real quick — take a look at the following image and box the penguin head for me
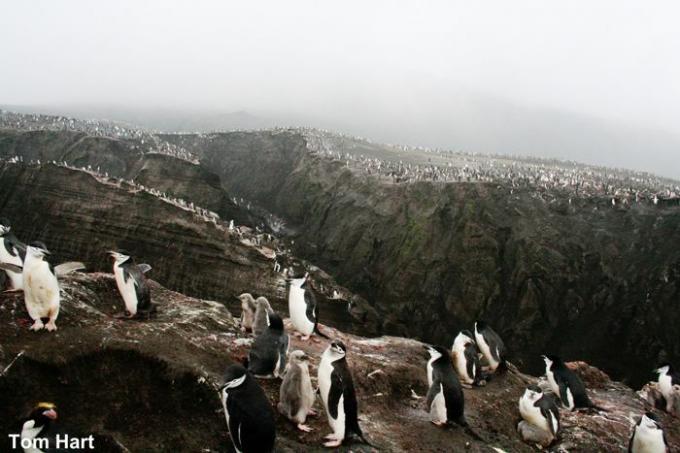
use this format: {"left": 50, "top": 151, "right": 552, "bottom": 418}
{"left": 25, "top": 402, "right": 58, "bottom": 427}
{"left": 522, "top": 385, "right": 544, "bottom": 403}
{"left": 289, "top": 350, "right": 310, "bottom": 364}
{"left": 542, "top": 354, "right": 561, "bottom": 370}
{"left": 27, "top": 242, "right": 50, "bottom": 258}
{"left": 454, "top": 330, "right": 475, "bottom": 348}
{"left": 654, "top": 363, "right": 671, "bottom": 375}
{"left": 639, "top": 412, "right": 661, "bottom": 430}
{"left": 221, "top": 364, "right": 248, "bottom": 392}
{"left": 328, "top": 341, "right": 347, "bottom": 359}
{"left": 108, "top": 250, "right": 131, "bottom": 264}
{"left": 425, "top": 345, "right": 448, "bottom": 360}
{"left": 237, "top": 293, "right": 256, "bottom": 310}
{"left": 474, "top": 320, "right": 486, "bottom": 333}
{"left": 0, "top": 218, "right": 11, "bottom": 235}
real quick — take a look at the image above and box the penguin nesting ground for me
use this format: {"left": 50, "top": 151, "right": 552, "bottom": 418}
{"left": 451, "top": 330, "right": 483, "bottom": 387}
{"left": 247, "top": 311, "right": 288, "bottom": 378}
{"left": 278, "top": 350, "right": 317, "bottom": 432}
{"left": 654, "top": 364, "right": 680, "bottom": 414}
{"left": 542, "top": 355, "right": 604, "bottom": 411}
{"left": 252, "top": 296, "right": 273, "bottom": 337}
{"left": 237, "top": 293, "right": 257, "bottom": 333}
{"left": 318, "top": 340, "right": 372, "bottom": 448}
{"left": 518, "top": 384, "right": 560, "bottom": 447}
{"left": 220, "top": 364, "right": 276, "bottom": 453}
{"left": 628, "top": 412, "right": 668, "bottom": 453}
{"left": 288, "top": 273, "right": 329, "bottom": 341}
{"left": 23, "top": 242, "right": 60, "bottom": 332}
{"left": 0, "top": 218, "right": 26, "bottom": 291}
{"left": 19, "top": 402, "right": 60, "bottom": 452}
{"left": 474, "top": 321, "right": 507, "bottom": 372}
{"left": 109, "top": 250, "right": 153, "bottom": 319}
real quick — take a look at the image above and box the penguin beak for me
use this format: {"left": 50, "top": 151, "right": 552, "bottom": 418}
{"left": 43, "top": 409, "right": 57, "bottom": 420}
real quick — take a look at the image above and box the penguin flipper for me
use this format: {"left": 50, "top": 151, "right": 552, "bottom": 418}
{"left": 328, "top": 369, "right": 344, "bottom": 419}
{"left": 137, "top": 263, "right": 152, "bottom": 274}
{"left": 54, "top": 261, "right": 86, "bottom": 276}
{"left": 558, "top": 381, "right": 572, "bottom": 409}
{"left": 225, "top": 398, "right": 245, "bottom": 452}
{"left": 304, "top": 289, "right": 317, "bottom": 323}
{"left": 425, "top": 378, "right": 440, "bottom": 409}
{"left": 0, "top": 262, "right": 23, "bottom": 273}
{"left": 627, "top": 430, "right": 635, "bottom": 453}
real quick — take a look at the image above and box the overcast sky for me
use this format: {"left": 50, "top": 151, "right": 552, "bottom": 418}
{"left": 1, "top": 1, "right": 679, "bottom": 175}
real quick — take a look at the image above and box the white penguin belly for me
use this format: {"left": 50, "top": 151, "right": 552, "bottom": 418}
{"left": 519, "top": 399, "right": 549, "bottom": 432}
{"left": 24, "top": 261, "right": 59, "bottom": 318}
{"left": 453, "top": 347, "right": 473, "bottom": 383}
{"left": 475, "top": 333, "right": 498, "bottom": 369}
{"left": 318, "top": 355, "right": 345, "bottom": 438}
{"left": 632, "top": 426, "right": 665, "bottom": 453}
{"left": 546, "top": 370, "right": 560, "bottom": 397}
{"left": 289, "top": 287, "right": 314, "bottom": 335}
{"left": 658, "top": 374, "right": 672, "bottom": 400}
{"left": 114, "top": 265, "right": 138, "bottom": 314}
{"left": 431, "top": 384, "right": 447, "bottom": 422}
{"left": 0, "top": 244, "right": 23, "bottom": 289}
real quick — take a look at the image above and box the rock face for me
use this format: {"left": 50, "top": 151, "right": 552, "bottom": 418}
{"left": 165, "top": 130, "right": 680, "bottom": 388}
{"left": 1, "top": 273, "right": 679, "bottom": 452}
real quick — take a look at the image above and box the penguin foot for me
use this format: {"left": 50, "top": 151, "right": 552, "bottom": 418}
{"left": 323, "top": 433, "right": 338, "bottom": 440}
{"left": 461, "top": 383, "right": 473, "bottom": 389}
{"left": 297, "top": 424, "right": 313, "bottom": 432}
{"left": 45, "top": 321, "right": 57, "bottom": 332}
{"left": 308, "top": 408, "right": 319, "bottom": 416}
{"left": 431, "top": 420, "right": 447, "bottom": 427}
{"left": 29, "top": 320, "right": 44, "bottom": 331}
{"left": 323, "top": 439, "right": 342, "bottom": 448}
{"left": 300, "top": 335, "right": 311, "bottom": 341}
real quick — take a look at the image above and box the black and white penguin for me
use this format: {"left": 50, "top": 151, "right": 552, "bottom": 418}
{"left": 318, "top": 340, "right": 371, "bottom": 448}
{"left": 628, "top": 412, "right": 668, "bottom": 453}
{"left": 278, "top": 350, "right": 317, "bottom": 432}
{"left": 219, "top": 364, "right": 276, "bottom": 453}
{"left": 0, "top": 218, "right": 26, "bottom": 291}
{"left": 425, "top": 345, "right": 469, "bottom": 429}
{"left": 23, "top": 242, "right": 60, "bottom": 332}
{"left": 247, "top": 312, "right": 288, "bottom": 378}
{"left": 654, "top": 364, "right": 680, "bottom": 414}
{"left": 451, "top": 330, "right": 483, "bottom": 387}
{"left": 288, "top": 273, "right": 329, "bottom": 341}
{"left": 542, "top": 355, "right": 604, "bottom": 411}
{"left": 19, "top": 402, "right": 61, "bottom": 452}
{"left": 108, "top": 250, "right": 153, "bottom": 319}
{"left": 474, "top": 321, "right": 506, "bottom": 372}
{"left": 518, "top": 385, "right": 560, "bottom": 438}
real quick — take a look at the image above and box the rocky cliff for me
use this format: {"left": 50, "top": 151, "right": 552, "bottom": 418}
{"left": 162, "top": 131, "right": 680, "bottom": 388}
{"left": 1, "top": 272, "right": 678, "bottom": 452}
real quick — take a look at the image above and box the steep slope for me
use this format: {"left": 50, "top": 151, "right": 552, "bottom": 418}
{"left": 168, "top": 131, "right": 680, "bottom": 387}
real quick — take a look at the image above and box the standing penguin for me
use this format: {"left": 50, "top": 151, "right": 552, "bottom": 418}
{"left": 518, "top": 385, "right": 560, "bottom": 441}
{"left": 219, "top": 364, "right": 276, "bottom": 453}
{"left": 278, "top": 350, "right": 317, "bottom": 432}
{"left": 628, "top": 412, "right": 668, "bottom": 453}
{"left": 247, "top": 312, "right": 288, "bottom": 378}
{"left": 237, "top": 293, "right": 257, "bottom": 333}
{"left": 318, "top": 341, "right": 371, "bottom": 448}
{"left": 451, "top": 330, "right": 483, "bottom": 387}
{"left": 474, "top": 321, "right": 507, "bottom": 372}
{"left": 19, "top": 402, "right": 61, "bottom": 452}
{"left": 288, "top": 273, "right": 329, "bottom": 341}
{"left": 654, "top": 364, "right": 680, "bottom": 414}
{"left": 252, "top": 296, "right": 273, "bottom": 337}
{"left": 0, "top": 218, "right": 26, "bottom": 291}
{"left": 23, "top": 242, "right": 60, "bottom": 332}
{"left": 425, "top": 345, "right": 471, "bottom": 429}
{"left": 108, "top": 250, "right": 153, "bottom": 319}
{"left": 542, "top": 355, "right": 604, "bottom": 411}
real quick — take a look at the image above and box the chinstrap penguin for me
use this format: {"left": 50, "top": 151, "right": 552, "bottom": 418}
{"left": 451, "top": 330, "right": 484, "bottom": 387}
{"left": 542, "top": 355, "right": 605, "bottom": 411}
{"left": 474, "top": 321, "right": 507, "bottom": 372}
{"left": 318, "top": 340, "right": 373, "bottom": 448}
{"left": 22, "top": 242, "right": 60, "bottom": 332}
{"left": 237, "top": 293, "right": 257, "bottom": 333}
{"left": 0, "top": 218, "right": 26, "bottom": 291}
{"left": 219, "top": 364, "right": 276, "bottom": 453}
{"left": 628, "top": 412, "right": 668, "bottom": 453}
{"left": 278, "top": 350, "right": 317, "bottom": 431}
{"left": 518, "top": 384, "right": 560, "bottom": 443}
{"left": 247, "top": 311, "right": 288, "bottom": 378}
{"left": 108, "top": 250, "right": 154, "bottom": 319}
{"left": 654, "top": 364, "right": 680, "bottom": 414}
{"left": 288, "top": 273, "right": 329, "bottom": 341}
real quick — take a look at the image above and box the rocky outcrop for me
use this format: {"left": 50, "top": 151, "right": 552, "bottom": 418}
{"left": 165, "top": 131, "right": 680, "bottom": 388}
{"left": 1, "top": 273, "right": 678, "bottom": 452}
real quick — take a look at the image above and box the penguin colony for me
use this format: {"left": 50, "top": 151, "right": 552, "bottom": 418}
{"left": 1, "top": 218, "right": 676, "bottom": 452}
